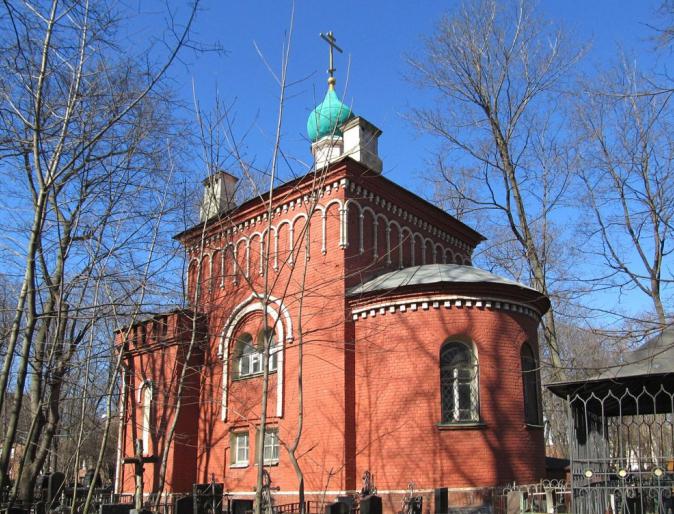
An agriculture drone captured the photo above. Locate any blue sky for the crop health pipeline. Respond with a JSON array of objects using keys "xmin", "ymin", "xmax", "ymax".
[
  {"xmin": 120, "ymin": 0, "xmax": 669, "ymax": 321},
  {"xmin": 136, "ymin": 0, "xmax": 664, "ymax": 192}
]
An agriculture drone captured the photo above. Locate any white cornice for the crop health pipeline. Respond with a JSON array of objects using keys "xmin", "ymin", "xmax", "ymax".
[{"xmin": 350, "ymin": 294, "xmax": 541, "ymax": 322}]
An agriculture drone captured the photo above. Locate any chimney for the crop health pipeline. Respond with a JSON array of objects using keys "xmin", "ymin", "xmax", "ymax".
[
  {"xmin": 200, "ymin": 171, "xmax": 238, "ymax": 222},
  {"xmin": 341, "ymin": 116, "xmax": 383, "ymax": 174}
]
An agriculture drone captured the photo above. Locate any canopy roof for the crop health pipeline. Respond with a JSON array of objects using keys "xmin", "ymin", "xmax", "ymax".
[{"xmin": 547, "ymin": 327, "xmax": 674, "ymax": 415}]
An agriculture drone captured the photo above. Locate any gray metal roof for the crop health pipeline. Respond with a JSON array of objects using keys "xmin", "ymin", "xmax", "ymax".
[
  {"xmin": 547, "ymin": 327, "xmax": 674, "ymax": 404},
  {"xmin": 347, "ymin": 264, "xmax": 538, "ymax": 296},
  {"xmin": 592, "ymin": 327, "xmax": 674, "ymax": 380}
]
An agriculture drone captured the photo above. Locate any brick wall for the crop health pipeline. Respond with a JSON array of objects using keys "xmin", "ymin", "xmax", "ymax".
[
  {"xmin": 352, "ymin": 305, "xmax": 546, "ymax": 493},
  {"xmin": 116, "ymin": 311, "xmax": 205, "ymax": 493}
]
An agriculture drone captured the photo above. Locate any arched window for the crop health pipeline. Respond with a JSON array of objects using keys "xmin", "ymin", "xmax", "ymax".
[
  {"xmin": 440, "ymin": 341, "xmax": 479, "ymax": 423},
  {"xmin": 140, "ymin": 382, "xmax": 153, "ymax": 454},
  {"xmin": 187, "ymin": 260, "xmax": 198, "ymax": 303},
  {"xmin": 235, "ymin": 333, "xmax": 259, "ymax": 377},
  {"xmin": 521, "ymin": 343, "xmax": 542, "ymax": 425}
]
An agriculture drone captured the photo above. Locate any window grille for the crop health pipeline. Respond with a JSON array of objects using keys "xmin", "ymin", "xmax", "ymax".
[{"xmin": 440, "ymin": 341, "xmax": 479, "ymax": 423}]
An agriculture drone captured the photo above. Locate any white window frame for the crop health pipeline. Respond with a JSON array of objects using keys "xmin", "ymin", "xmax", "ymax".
[
  {"xmin": 262, "ymin": 428, "xmax": 280, "ymax": 465},
  {"xmin": 237, "ymin": 330, "xmax": 278, "ymax": 378},
  {"xmin": 259, "ymin": 328, "xmax": 278, "ymax": 373},
  {"xmin": 231, "ymin": 432, "xmax": 249, "ymax": 467},
  {"xmin": 239, "ymin": 351, "xmax": 261, "ymax": 376}
]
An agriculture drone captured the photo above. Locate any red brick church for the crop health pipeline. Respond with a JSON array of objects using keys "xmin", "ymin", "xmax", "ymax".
[{"xmin": 114, "ymin": 60, "xmax": 549, "ymax": 512}]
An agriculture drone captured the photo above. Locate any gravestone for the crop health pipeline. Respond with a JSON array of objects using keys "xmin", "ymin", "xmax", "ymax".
[
  {"xmin": 325, "ymin": 500, "xmax": 350, "ymax": 514},
  {"xmin": 175, "ymin": 496, "xmax": 194, "ymax": 514},
  {"xmin": 360, "ymin": 495, "xmax": 382, "ymax": 514},
  {"xmin": 506, "ymin": 491, "xmax": 523, "ymax": 514},
  {"xmin": 193, "ymin": 482, "xmax": 224, "ymax": 514},
  {"xmin": 230, "ymin": 499, "xmax": 253, "ymax": 514},
  {"xmin": 434, "ymin": 488, "xmax": 448, "ymax": 514}
]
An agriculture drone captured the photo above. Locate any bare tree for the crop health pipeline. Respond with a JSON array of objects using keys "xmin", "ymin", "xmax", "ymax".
[
  {"xmin": 138, "ymin": 15, "xmax": 309, "ymax": 509},
  {"xmin": 576, "ymin": 62, "xmax": 673, "ymax": 334},
  {"xmin": 653, "ymin": 1, "xmax": 674, "ymax": 49},
  {"xmin": 0, "ymin": 0, "xmax": 200, "ymax": 501},
  {"xmin": 408, "ymin": 0, "xmax": 584, "ymax": 378},
  {"xmin": 158, "ymin": 22, "xmax": 352, "ymax": 513}
]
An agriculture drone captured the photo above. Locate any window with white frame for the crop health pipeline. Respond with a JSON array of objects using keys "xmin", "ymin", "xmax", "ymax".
[
  {"xmin": 236, "ymin": 333, "xmax": 259, "ymax": 377},
  {"xmin": 440, "ymin": 340, "xmax": 479, "ymax": 423},
  {"xmin": 257, "ymin": 328, "xmax": 278, "ymax": 372},
  {"xmin": 231, "ymin": 431, "xmax": 249, "ymax": 467},
  {"xmin": 235, "ymin": 329, "xmax": 278, "ymax": 378},
  {"xmin": 262, "ymin": 428, "xmax": 279, "ymax": 464}
]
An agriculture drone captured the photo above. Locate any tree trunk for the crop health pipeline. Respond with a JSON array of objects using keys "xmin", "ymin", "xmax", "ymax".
[{"xmin": 491, "ymin": 118, "xmax": 565, "ymax": 379}]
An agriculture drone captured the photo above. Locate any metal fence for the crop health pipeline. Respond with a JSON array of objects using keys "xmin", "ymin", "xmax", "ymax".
[
  {"xmin": 272, "ymin": 501, "xmax": 317, "ymax": 514},
  {"xmin": 492, "ymin": 480, "xmax": 571, "ymax": 514},
  {"xmin": 567, "ymin": 385, "xmax": 674, "ymax": 514}
]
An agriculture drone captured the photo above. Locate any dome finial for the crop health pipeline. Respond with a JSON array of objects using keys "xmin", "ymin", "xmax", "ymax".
[
  {"xmin": 320, "ymin": 31, "xmax": 342, "ymax": 86},
  {"xmin": 307, "ymin": 32, "xmax": 353, "ymax": 142}
]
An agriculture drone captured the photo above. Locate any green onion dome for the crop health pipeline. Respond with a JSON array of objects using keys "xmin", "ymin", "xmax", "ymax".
[{"xmin": 307, "ymin": 79, "xmax": 353, "ymax": 142}]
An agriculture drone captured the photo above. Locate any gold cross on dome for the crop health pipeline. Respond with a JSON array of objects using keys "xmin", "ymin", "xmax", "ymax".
[{"xmin": 320, "ymin": 31, "xmax": 343, "ymax": 80}]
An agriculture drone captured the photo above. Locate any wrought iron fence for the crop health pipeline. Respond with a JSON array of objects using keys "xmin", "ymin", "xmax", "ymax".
[
  {"xmin": 567, "ymin": 384, "xmax": 674, "ymax": 514},
  {"xmin": 0, "ymin": 486, "xmax": 124, "ymax": 514}
]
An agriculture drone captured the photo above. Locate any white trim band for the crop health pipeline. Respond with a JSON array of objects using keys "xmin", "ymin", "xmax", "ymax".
[{"xmin": 351, "ymin": 294, "xmax": 541, "ymax": 321}]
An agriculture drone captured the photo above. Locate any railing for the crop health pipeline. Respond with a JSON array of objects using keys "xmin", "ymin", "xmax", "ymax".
[
  {"xmin": 272, "ymin": 501, "xmax": 317, "ymax": 514},
  {"xmin": 492, "ymin": 480, "xmax": 571, "ymax": 514},
  {"xmin": 1, "ymin": 487, "xmax": 120, "ymax": 514},
  {"xmin": 566, "ymin": 385, "xmax": 674, "ymax": 514},
  {"xmin": 111, "ymin": 493, "xmax": 135, "ymax": 504}
]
